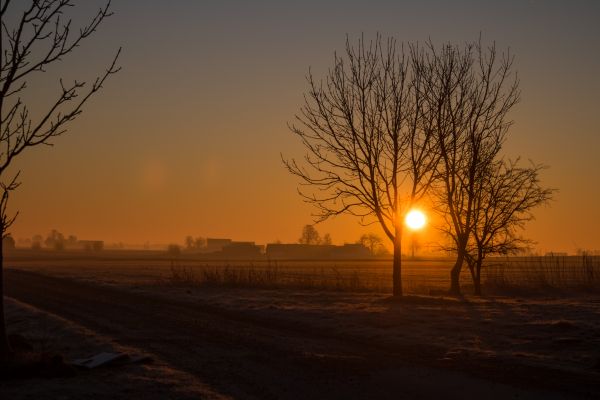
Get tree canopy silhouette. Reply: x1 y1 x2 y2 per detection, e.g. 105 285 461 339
299 224 321 245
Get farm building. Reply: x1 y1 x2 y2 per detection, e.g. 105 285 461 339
77 240 104 251
206 238 233 253
266 243 371 260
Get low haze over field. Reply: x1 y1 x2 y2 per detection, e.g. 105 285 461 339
7 0 600 254
2 2 600 397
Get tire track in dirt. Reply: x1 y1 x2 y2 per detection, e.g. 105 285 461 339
5 269 596 399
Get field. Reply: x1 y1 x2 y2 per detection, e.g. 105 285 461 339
6 249 600 295
0 298 220 399
3 250 600 399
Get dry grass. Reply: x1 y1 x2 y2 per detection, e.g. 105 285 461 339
165 256 600 295
7 250 600 296
484 255 600 293
165 261 386 292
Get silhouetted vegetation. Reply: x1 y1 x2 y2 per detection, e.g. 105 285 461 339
44 230 66 251
0 0 120 359
1 235 15 251
357 234 388 256
485 255 600 293
163 256 599 295
286 35 553 297
423 41 554 296
285 35 438 296
298 224 332 246
465 160 553 295
185 236 206 250
166 263 381 292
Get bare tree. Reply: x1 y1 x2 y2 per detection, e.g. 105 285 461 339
426 40 520 296
0 175 18 357
194 236 206 249
466 159 554 295
66 234 78 247
31 234 43 249
0 0 120 358
357 233 386 256
321 233 332 245
299 224 321 245
185 236 206 250
185 235 195 250
45 229 65 250
284 35 437 297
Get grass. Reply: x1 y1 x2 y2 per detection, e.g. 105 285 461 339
8 250 599 295
483 254 600 293
165 261 386 292
165 256 600 295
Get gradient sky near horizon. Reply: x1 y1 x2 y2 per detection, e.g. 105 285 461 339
6 0 600 253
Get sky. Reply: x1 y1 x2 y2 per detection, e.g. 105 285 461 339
5 0 600 253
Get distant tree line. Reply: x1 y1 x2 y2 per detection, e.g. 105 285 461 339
178 226 389 258
19 230 79 251
299 224 389 256
185 236 206 250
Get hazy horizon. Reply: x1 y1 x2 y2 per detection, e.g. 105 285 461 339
7 0 600 254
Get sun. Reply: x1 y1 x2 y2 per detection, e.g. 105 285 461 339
405 209 426 230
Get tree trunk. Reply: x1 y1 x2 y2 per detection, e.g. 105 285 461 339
0 238 11 358
450 234 470 296
392 226 402 297
449 249 465 296
466 257 476 282
473 274 481 296
473 258 482 296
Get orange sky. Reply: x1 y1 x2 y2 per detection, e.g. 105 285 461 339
6 1 600 253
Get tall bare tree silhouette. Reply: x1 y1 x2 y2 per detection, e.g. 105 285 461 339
465 159 554 295
284 35 437 297
0 0 120 358
286 36 553 297
424 40 521 296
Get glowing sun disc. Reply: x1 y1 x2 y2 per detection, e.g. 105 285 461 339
405 210 426 230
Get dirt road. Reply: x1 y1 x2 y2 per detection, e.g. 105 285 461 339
5 269 597 399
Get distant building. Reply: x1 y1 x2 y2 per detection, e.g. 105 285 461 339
266 243 371 260
78 240 104 252
206 238 232 253
202 238 264 259
220 241 263 258
330 243 372 259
